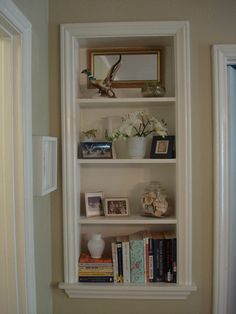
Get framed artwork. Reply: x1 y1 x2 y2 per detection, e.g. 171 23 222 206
80 141 112 159
105 198 129 217
85 192 104 217
150 135 175 159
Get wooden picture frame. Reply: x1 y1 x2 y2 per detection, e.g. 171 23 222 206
105 198 129 217
150 135 175 159
87 48 162 88
80 142 113 159
85 192 104 217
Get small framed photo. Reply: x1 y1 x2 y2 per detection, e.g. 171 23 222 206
80 142 113 159
105 198 129 217
150 135 175 159
85 192 104 217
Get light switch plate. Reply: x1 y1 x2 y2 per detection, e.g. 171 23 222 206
33 136 57 196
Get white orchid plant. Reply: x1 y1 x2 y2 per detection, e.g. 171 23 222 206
107 111 168 141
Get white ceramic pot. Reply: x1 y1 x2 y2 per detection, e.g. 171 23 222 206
87 233 105 259
127 137 147 159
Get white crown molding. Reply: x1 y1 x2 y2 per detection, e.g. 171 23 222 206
212 44 236 314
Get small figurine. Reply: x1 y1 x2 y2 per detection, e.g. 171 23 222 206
82 128 97 141
81 55 122 98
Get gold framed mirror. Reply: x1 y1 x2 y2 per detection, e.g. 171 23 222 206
87 48 162 88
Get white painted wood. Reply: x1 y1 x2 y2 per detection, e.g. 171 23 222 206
174 20 192 286
80 215 177 225
212 45 236 314
59 282 196 300
33 136 58 196
60 21 195 298
0 1 36 314
78 158 176 164
228 65 236 314
78 97 176 105
0 25 18 314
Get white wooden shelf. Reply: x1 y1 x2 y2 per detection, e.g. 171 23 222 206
76 97 176 106
77 97 176 107
79 215 177 225
78 158 176 164
59 282 197 299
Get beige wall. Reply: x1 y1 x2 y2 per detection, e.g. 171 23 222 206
48 1 236 314
12 1 53 314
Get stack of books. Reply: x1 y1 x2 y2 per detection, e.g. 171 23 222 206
111 231 177 284
79 253 114 283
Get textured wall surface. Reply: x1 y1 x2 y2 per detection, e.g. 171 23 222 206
12 1 53 314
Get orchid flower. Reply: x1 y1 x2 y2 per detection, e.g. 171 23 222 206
108 111 168 141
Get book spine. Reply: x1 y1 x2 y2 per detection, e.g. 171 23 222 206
172 238 177 283
122 241 131 283
164 238 173 282
111 241 118 283
79 270 113 276
143 237 149 283
153 238 165 282
116 241 123 283
148 238 154 282
158 239 165 282
79 267 113 272
79 263 113 268
79 276 114 283
130 239 145 283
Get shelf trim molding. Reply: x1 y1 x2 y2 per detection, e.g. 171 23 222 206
79 215 177 225
78 158 176 164
59 282 197 300
60 20 193 298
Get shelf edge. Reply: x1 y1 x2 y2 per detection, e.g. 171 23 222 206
78 158 176 164
79 217 177 225
59 282 197 300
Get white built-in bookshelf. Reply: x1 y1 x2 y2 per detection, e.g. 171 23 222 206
59 21 197 299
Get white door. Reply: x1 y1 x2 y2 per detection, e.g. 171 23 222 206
0 1 36 313
228 64 236 314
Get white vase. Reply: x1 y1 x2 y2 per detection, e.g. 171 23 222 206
87 233 105 258
127 137 147 159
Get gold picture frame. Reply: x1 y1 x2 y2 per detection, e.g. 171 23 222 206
87 48 162 88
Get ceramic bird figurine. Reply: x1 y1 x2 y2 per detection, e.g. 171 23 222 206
81 54 122 98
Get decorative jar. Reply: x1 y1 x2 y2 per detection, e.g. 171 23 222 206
87 233 105 258
141 181 169 217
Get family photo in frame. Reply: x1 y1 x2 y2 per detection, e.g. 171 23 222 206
105 198 129 217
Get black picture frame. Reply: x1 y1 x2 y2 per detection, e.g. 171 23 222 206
150 135 175 159
79 141 113 159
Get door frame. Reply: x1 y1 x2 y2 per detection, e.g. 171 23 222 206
0 0 36 313
212 45 236 314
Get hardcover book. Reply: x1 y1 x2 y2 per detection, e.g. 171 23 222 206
164 231 177 283
129 233 145 283
116 241 123 283
152 232 165 282
120 236 131 284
